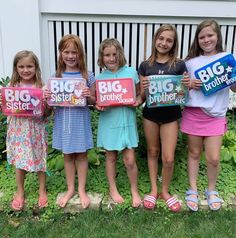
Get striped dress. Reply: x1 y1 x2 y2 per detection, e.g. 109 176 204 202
52 71 95 154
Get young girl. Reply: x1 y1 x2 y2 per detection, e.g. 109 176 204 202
181 19 236 211
96 38 142 207
139 24 189 212
5 50 49 210
46 34 96 208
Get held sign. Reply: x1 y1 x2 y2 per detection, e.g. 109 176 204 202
1 87 43 117
146 75 187 108
47 78 87 106
194 54 236 96
96 78 136 106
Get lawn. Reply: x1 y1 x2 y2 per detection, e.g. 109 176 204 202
0 111 236 238
0 209 235 238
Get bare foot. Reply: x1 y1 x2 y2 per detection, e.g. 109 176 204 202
131 191 142 208
110 190 124 204
58 190 75 208
79 191 90 209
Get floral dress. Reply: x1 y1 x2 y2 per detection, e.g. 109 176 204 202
7 114 47 172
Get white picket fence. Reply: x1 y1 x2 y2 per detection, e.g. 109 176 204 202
41 16 236 78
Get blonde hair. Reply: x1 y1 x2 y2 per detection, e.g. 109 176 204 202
10 50 43 87
147 24 179 67
186 19 223 60
56 34 88 79
97 38 127 69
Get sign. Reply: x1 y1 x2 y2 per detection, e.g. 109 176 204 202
146 75 187 107
1 87 43 117
194 54 236 96
96 78 136 106
47 78 87 106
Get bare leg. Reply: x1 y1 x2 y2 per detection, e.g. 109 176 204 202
122 149 141 207
15 168 26 200
186 135 203 210
106 150 124 204
143 118 160 197
160 121 178 200
37 171 48 207
204 136 222 209
58 154 76 208
76 152 90 209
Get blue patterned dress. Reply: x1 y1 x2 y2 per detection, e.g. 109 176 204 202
52 72 95 154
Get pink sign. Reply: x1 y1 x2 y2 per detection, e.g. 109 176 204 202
47 78 87 107
1 87 44 117
96 78 136 106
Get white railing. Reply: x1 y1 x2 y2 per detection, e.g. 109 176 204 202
42 15 236 79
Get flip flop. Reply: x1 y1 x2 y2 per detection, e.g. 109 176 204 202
38 196 48 208
185 189 199 212
164 196 181 212
205 189 222 211
11 197 25 211
143 194 157 209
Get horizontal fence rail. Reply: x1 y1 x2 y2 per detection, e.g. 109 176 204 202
46 19 236 77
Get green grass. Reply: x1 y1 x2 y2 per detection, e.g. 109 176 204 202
0 209 235 238
0 111 236 237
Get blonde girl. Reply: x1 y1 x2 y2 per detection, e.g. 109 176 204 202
5 50 49 210
139 24 189 212
96 38 142 207
181 19 236 211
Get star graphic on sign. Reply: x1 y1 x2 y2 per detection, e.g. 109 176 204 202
122 88 128 94
226 66 232 73
175 85 182 92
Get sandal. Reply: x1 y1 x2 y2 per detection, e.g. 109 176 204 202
11 197 25 211
143 194 157 210
38 196 48 208
205 189 222 211
160 195 181 212
185 189 199 212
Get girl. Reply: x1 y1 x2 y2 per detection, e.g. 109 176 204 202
139 24 189 212
181 19 236 211
46 34 96 208
96 38 142 207
5 50 49 211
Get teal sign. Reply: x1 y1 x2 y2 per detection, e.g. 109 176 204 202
146 75 188 108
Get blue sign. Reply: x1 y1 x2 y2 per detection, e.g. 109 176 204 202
194 54 236 96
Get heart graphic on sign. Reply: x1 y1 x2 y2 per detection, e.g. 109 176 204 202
31 98 40 107
74 89 82 98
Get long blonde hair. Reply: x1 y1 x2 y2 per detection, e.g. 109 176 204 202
56 34 88 79
147 24 179 67
10 50 43 87
186 19 223 60
97 38 127 69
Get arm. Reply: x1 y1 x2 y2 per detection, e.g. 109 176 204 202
139 75 149 104
230 83 236 93
83 83 96 105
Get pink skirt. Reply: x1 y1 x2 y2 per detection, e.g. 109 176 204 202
180 107 227 136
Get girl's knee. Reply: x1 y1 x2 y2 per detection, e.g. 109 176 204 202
123 157 136 170
189 150 201 161
207 157 220 167
147 147 160 159
162 157 174 168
